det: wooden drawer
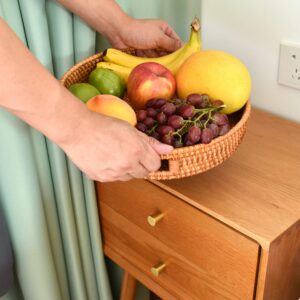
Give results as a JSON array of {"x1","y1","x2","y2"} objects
[{"x1": 97, "y1": 180, "x2": 259, "y2": 299}]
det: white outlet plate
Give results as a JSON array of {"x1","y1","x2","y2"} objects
[{"x1": 278, "y1": 42, "x2": 300, "y2": 90}]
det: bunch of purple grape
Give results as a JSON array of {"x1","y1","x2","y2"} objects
[{"x1": 135, "y1": 93, "x2": 230, "y2": 148}]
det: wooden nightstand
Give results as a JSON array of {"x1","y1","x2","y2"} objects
[{"x1": 96, "y1": 108, "x2": 300, "y2": 300}]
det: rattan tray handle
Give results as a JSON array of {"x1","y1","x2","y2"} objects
[{"x1": 148, "y1": 159, "x2": 179, "y2": 178}]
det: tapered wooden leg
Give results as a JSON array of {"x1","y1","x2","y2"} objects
[{"x1": 120, "y1": 272, "x2": 138, "y2": 300}]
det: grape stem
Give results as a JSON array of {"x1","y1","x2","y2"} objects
[
  {"x1": 171, "y1": 105, "x2": 222, "y2": 139},
  {"x1": 147, "y1": 122, "x2": 159, "y2": 135}
]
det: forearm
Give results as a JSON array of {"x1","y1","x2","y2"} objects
[
  {"x1": 0, "y1": 17, "x2": 91, "y2": 146},
  {"x1": 57, "y1": 0, "x2": 131, "y2": 43}
]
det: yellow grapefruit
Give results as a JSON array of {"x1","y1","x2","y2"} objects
[{"x1": 176, "y1": 50, "x2": 251, "y2": 114}]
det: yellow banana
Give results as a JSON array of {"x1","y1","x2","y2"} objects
[
  {"x1": 96, "y1": 61, "x2": 131, "y2": 83},
  {"x1": 99, "y1": 17, "x2": 201, "y2": 77},
  {"x1": 166, "y1": 17, "x2": 201, "y2": 74},
  {"x1": 103, "y1": 46, "x2": 184, "y2": 68}
]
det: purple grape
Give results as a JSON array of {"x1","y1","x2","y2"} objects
[
  {"x1": 172, "y1": 98, "x2": 185, "y2": 106},
  {"x1": 183, "y1": 136, "x2": 195, "y2": 146},
  {"x1": 145, "y1": 99, "x2": 157, "y2": 108},
  {"x1": 199, "y1": 94, "x2": 210, "y2": 108},
  {"x1": 186, "y1": 94, "x2": 203, "y2": 107},
  {"x1": 136, "y1": 122, "x2": 147, "y2": 133},
  {"x1": 187, "y1": 126, "x2": 201, "y2": 143},
  {"x1": 167, "y1": 115, "x2": 184, "y2": 129},
  {"x1": 201, "y1": 128, "x2": 214, "y2": 144},
  {"x1": 212, "y1": 100, "x2": 224, "y2": 108},
  {"x1": 161, "y1": 134, "x2": 174, "y2": 145},
  {"x1": 208, "y1": 123, "x2": 219, "y2": 138},
  {"x1": 185, "y1": 140, "x2": 195, "y2": 146},
  {"x1": 156, "y1": 111, "x2": 167, "y2": 125},
  {"x1": 136, "y1": 110, "x2": 147, "y2": 122},
  {"x1": 213, "y1": 113, "x2": 229, "y2": 126},
  {"x1": 173, "y1": 138, "x2": 183, "y2": 148},
  {"x1": 219, "y1": 124, "x2": 230, "y2": 136},
  {"x1": 150, "y1": 131, "x2": 160, "y2": 140},
  {"x1": 199, "y1": 115, "x2": 209, "y2": 126},
  {"x1": 143, "y1": 117, "x2": 155, "y2": 128},
  {"x1": 177, "y1": 105, "x2": 195, "y2": 118},
  {"x1": 157, "y1": 125, "x2": 174, "y2": 136},
  {"x1": 161, "y1": 102, "x2": 176, "y2": 115},
  {"x1": 147, "y1": 107, "x2": 158, "y2": 118},
  {"x1": 153, "y1": 98, "x2": 167, "y2": 108}
]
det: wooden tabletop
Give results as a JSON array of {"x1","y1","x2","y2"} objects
[{"x1": 151, "y1": 107, "x2": 300, "y2": 248}]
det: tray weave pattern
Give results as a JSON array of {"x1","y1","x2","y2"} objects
[{"x1": 61, "y1": 52, "x2": 251, "y2": 180}]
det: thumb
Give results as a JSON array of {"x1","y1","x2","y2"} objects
[
  {"x1": 147, "y1": 136, "x2": 174, "y2": 155},
  {"x1": 158, "y1": 33, "x2": 182, "y2": 52}
]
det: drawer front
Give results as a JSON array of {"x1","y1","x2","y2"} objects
[
  {"x1": 97, "y1": 180, "x2": 259, "y2": 299},
  {"x1": 100, "y1": 203, "x2": 257, "y2": 300}
]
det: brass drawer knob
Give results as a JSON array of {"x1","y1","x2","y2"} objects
[
  {"x1": 147, "y1": 212, "x2": 164, "y2": 226},
  {"x1": 151, "y1": 262, "x2": 166, "y2": 277}
]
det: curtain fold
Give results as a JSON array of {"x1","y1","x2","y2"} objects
[
  {"x1": 73, "y1": 16, "x2": 96, "y2": 63},
  {"x1": 0, "y1": 0, "x2": 112, "y2": 299},
  {"x1": 0, "y1": 1, "x2": 63, "y2": 299},
  {"x1": 0, "y1": 109, "x2": 63, "y2": 300}
]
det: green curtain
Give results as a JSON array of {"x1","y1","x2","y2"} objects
[{"x1": 0, "y1": 1, "x2": 201, "y2": 300}]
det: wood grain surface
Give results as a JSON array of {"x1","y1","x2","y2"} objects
[
  {"x1": 152, "y1": 108, "x2": 300, "y2": 247},
  {"x1": 100, "y1": 202, "x2": 258, "y2": 299},
  {"x1": 99, "y1": 179, "x2": 259, "y2": 297}
]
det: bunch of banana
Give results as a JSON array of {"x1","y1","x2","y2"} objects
[{"x1": 96, "y1": 17, "x2": 201, "y2": 83}]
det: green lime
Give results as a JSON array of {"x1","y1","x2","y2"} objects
[
  {"x1": 88, "y1": 68, "x2": 125, "y2": 98},
  {"x1": 69, "y1": 83, "x2": 100, "y2": 103}
]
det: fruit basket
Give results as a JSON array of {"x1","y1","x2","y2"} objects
[{"x1": 61, "y1": 51, "x2": 251, "y2": 181}]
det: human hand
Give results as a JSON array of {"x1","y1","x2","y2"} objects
[
  {"x1": 61, "y1": 112, "x2": 173, "y2": 182},
  {"x1": 106, "y1": 18, "x2": 183, "y2": 56},
  {"x1": 57, "y1": 1, "x2": 182, "y2": 55}
]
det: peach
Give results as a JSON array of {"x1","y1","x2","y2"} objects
[
  {"x1": 127, "y1": 62, "x2": 176, "y2": 110},
  {"x1": 87, "y1": 94, "x2": 137, "y2": 126}
]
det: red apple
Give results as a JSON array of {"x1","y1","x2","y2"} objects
[{"x1": 127, "y1": 62, "x2": 176, "y2": 109}]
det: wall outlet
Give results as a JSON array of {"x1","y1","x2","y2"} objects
[{"x1": 278, "y1": 42, "x2": 300, "y2": 90}]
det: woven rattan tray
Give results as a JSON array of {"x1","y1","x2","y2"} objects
[{"x1": 61, "y1": 52, "x2": 251, "y2": 180}]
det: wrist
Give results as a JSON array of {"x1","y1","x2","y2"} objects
[
  {"x1": 44, "y1": 84, "x2": 91, "y2": 147},
  {"x1": 93, "y1": 1, "x2": 133, "y2": 47}
]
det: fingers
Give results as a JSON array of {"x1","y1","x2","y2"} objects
[
  {"x1": 157, "y1": 20, "x2": 183, "y2": 50},
  {"x1": 137, "y1": 132, "x2": 173, "y2": 173},
  {"x1": 144, "y1": 134, "x2": 174, "y2": 155},
  {"x1": 136, "y1": 49, "x2": 171, "y2": 58},
  {"x1": 140, "y1": 155, "x2": 161, "y2": 174},
  {"x1": 94, "y1": 165, "x2": 147, "y2": 182},
  {"x1": 136, "y1": 49, "x2": 159, "y2": 58},
  {"x1": 162, "y1": 23, "x2": 182, "y2": 42},
  {"x1": 158, "y1": 33, "x2": 182, "y2": 52},
  {"x1": 109, "y1": 174, "x2": 134, "y2": 182},
  {"x1": 129, "y1": 162, "x2": 152, "y2": 178}
]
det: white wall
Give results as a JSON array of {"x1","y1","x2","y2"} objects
[{"x1": 201, "y1": 0, "x2": 300, "y2": 122}]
